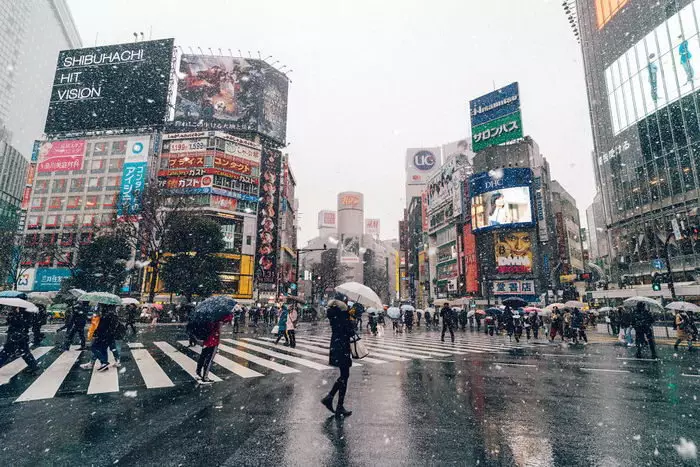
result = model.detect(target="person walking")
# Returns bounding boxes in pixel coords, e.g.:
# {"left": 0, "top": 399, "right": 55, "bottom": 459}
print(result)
{"left": 287, "top": 305, "right": 298, "bottom": 348}
{"left": 0, "top": 307, "right": 39, "bottom": 374}
{"left": 424, "top": 309, "right": 431, "bottom": 329}
{"left": 674, "top": 309, "right": 697, "bottom": 351}
{"left": 563, "top": 309, "right": 573, "bottom": 343}
{"left": 81, "top": 305, "right": 119, "bottom": 372}
{"left": 619, "top": 307, "right": 634, "bottom": 346}
{"left": 549, "top": 307, "right": 562, "bottom": 342}
{"left": 63, "top": 301, "right": 88, "bottom": 351}
{"left": 459, "top": 308, "right": 468, "bottom": 331}
{"left": 512, "top": 312, "right": 523, "bottom": 343}
{"left": 416, "top": 309, "right": 422, "bottom": 327}
{"left": 404, "top": 308, "right": 414, "bottom": 332}
{"left": 274, "top": 306, "right": 289, "bottom": 345}
{"left": 31, "top": 304, "right": 48, "bottom": 346}
{"left": 571, "top": 308, "right": 588, "bottom": 344}
{"left": 232, "top": 305, "right": 242, "bottom": 334}
{"left": 125, "top": 304, "right": 138, "bottom": 336}
{"left": 440, "top": 303, "right": 455, "bottom": 343}
{"left": 632, "top": 302, "right": 658, "bottom": 359}
{"left": 609, "top": 308, "right": 620, "bottom": 336}
{"left": 529, "top": 312, "right": 542, "bottom": 339}
{"left": 196, "top": 313, "right": 232, "bottom": 383}
{"left": 109, "top": 310, "right": 127, "bottom": 367}
{"left": 320, "top": 293, "right": 354, "bottom": 417}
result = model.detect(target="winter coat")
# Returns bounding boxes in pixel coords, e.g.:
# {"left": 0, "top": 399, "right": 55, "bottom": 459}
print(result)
{"left": 632, "top": 306, "right": 655, "bottom": 329}
{"left": 327, "top": 299, "right": 354, "bottom": 368}
{"left": 4, "top": 309, "right": 32, "bottom": 343}
{"left": 572, "top": 310, "right": 584, "bottom": 328}
{"left": 203, "top": 314, "right": 232, "bottom": 347}
{"left": 277, "top": 309, "right": 289, "bottom": 332}
{"left": 619, "top": 309, "right": 632, "bottom": 328}
{"left": 71, "top": 304, "right": 88, "bottom": 326}
{"left": 676, "top": 313, "right": 693, "bottom": 340}
{"left": 286, "top": 309, "right": 298, "bottom": 331}
{"left": 93, "top": 311, "right": 120, "bottom": 345}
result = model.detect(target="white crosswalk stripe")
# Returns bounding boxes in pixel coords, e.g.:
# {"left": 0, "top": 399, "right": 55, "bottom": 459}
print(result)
{"left": 305, "top": 336, "right": 439, "bottom": 360}
{"left": 176, "top": 342, "right": 263, "bottom": 378}
{"left": 0, "top": 346, "right": 53, "bottom": 385}
{"left": 154, "top": 341, "right": 222, "bottom": 382}
{"left": 302, "top": 336, "right": 410, "bottom": 362}
{"left": 130, "top": 347, "right": 175, "bottom": 388}
{"left": 87, "top": 351, "right": 119, "bottom": 395}
{"left": 223, "top": 339, "right": 334, "bottom": 371}
{"left": 257, "top": 337, "right": 389, "bottom": 365}
{"left": 217, "top": 342, "right": 300, "bottom": 374}
{"left": 242, "top": 338, "right": 364, "bottom": 367}
{"left": 15, "top": 347, "right": 82, "bottom": 402}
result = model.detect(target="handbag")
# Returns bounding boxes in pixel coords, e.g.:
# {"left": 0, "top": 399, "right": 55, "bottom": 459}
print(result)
{"left": 271, "top": 325, "right": 279, "bottom": 334}
{"left": 350, "top": 334, "right": 369, "bottom": 359}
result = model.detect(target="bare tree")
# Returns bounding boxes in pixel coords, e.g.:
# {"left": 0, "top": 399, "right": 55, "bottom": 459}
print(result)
{"left": 310, "top": 249, "right": 351, "bottom": 303}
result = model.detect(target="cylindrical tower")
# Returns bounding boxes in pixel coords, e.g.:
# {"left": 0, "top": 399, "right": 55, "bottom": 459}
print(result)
{"left": 337, "top": 192, "right": 364, "bottom": 283}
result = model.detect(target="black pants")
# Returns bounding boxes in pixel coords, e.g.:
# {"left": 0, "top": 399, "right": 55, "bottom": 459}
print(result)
{"left": 610, "top": 323, "right": 619, "bottom": 335}
{"left": 275, "top": 330, "right": 289, "bottom": 345}
{"left": 196, "top": 345, "right": 217, "bottom": 378}
{"left": 288, "top": 330, "right": 296, "bottom": 348}
{"left": 0, "top": 339, "right": 37, "bottom": 370}
{"left": 532, "top": 327, "right": 539, "bottom": 339}
{"left": 64, "top": 324, "right": 86, "bottom": 350}
{"left": 327, "top": 365, "right": 350, "bottom": 408}
{"left": 126, "top": 321, "right": 137, "bottom": 335}
{"left": 441, "top": 322, "right": 455, "bottom": 342}
{"left": 233, "top": 319, "right": 240, "bottom": 333}
{"left": 32, "top": 322, "right": 44, "bottom": 345}
{"left": 635, "top": 326, "right": 657, "bottom": 358}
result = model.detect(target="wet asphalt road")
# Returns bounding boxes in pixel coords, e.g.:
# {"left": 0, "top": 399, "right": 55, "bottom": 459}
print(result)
{"left": 1, "top": 322, "right": 699, "bottom": 466}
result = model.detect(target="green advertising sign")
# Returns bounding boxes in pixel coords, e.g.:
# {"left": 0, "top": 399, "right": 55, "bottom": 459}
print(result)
{"left": 471, "top": 110, "right": 523, "bottom": 152}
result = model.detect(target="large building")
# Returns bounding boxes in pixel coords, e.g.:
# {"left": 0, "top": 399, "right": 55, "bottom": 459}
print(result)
{"left": 550, "top": 180, "right": 585, "bottom": 274}
{"left": 577, "top": 0, "right": 700, "bottom": 285}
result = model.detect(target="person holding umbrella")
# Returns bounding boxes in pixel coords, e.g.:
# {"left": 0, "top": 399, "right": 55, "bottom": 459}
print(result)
{"left": 632, "top": 302, "right": 657, "bottom": 359}
{"left": 196, "top": 312, "right": 232, "bottom": 383}
{"left": 190, "top": 296, "right": 236, "bottom": 383}
{"left": 674, "top": 309, "right": 697, "bottom": 351}
{"left": 440, "top": 302, "right": 455, "bottom": 343}
{"left": 0, "top": 306, "right": 39, "bottom": 374}
{"left": 63, "top": 301, "right": 88, "bottom": 351}
{"left": 321, "top": 293, "right": 355, "bottom": 417}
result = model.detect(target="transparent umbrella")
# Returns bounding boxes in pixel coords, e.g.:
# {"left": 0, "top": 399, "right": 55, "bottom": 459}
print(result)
{"left": 0, "top": 297, "right": 39, "bottom": 312}
{"left": 665, "top": 301, "right": 700, "bottom": 313}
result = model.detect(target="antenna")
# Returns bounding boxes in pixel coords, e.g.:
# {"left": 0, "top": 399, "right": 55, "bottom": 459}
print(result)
{"left": 133, "top": 32, "right": 138, "bottom": 43}
{"left": 247, "top": 51, "right": 252, "bottom": 58}
{"left": 257, "top": 50, "right": 262, "bottom": 59}
{"left": 228, "top": 48, "right": 233, "bottom": 56}
{"left": 188, "top": 46, "right": 195, "bottom": 55}
{"left": 208, "top": 47, "right": 214, "bottom": 55}
{"left": 197, "top": 47, "right": 204, "bottom": 55}
{"left": 140, "top": 32, "right": 144, "bottom": 41}
{"left": 263, "top": 55, "right": 273, "bottom": 61}
{"left": 94, "top": 32, "right": 99, "bottom": 46}
{"left": 218, "top": 48, "right": 222, "bottom": 56}
{"left": 237, "top": 49, "right": 242, "bottom": 57}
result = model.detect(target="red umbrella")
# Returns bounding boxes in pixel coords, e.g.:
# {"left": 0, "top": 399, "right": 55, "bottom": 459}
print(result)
{"left": 475, "top": 309, "right": 487, "bottom": 315}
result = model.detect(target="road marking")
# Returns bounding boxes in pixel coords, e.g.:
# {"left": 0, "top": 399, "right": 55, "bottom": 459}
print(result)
{"left": 0, "top": 346, "right": 53, "bottom": 385}
{"left": 176, "top": 342, "right": 263, "bottom": 378}
{"left": 616, "top": 357, "right": 659, "bottom": 362}
{"left": 217, "top": 343, "right": 300, "bottom": 374}
{"left": 127, "top": 343, "right": 144, "bottom": 349}
{"left": 535, "top": 353, "right": 586, "bottom": 358}
{"left": 360, "top": 340, "right": 453, "bottom": 358}
{"left": 87, "top": 350, "right": 119, "bottom": 394}
{"left": 303, "top": 336, "right": 409, "bottom": 361}
{"left": 244, "top": 338, "right": 363, "bottom": 366}
{"left": 154, "top": 341, "right": 221, "bottom": 382}
{"left": 493, "top": 362, "right": 537, "bottom": 368}
{"left": 130, "top": 348, "right": 175, "bottom": 388}
{"left": 682, "top": 373, "right": 700, "bottom": 378}
{"left": 262, "top": 338, "right": 388, "bottom": 364}
{"left": 580, "top": 368, "right": 630, "bottom": 373}
{"left": 15, "top": 348, "right": 82, "bottom": 402}
{"left": 224, "top": 339, "right": 333, "bottom": 370}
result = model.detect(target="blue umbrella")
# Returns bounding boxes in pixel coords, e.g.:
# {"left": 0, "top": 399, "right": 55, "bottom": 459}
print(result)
{"left": 194, "top": 296, "right": 237, "bottom": 322}
{"left": 485, "top": 307, "right": 502, "bottom": 316}
{"left": 0, "top": 290, "right": 27, "bottom": 299}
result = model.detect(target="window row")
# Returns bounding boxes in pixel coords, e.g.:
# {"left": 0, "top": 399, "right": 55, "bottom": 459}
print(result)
{"left": 30, "top": 194, "right": 119, "bottom": 212}
{"left": 31, "top": 176, "right": 122, "bottom": 195}
{"left": 26, "top": 213, "right": 114, "bottom": 230}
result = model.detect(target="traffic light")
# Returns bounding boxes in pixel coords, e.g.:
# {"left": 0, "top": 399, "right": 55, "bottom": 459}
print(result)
{"left": 651, "top": 273, "right": 662, "bottom": 291}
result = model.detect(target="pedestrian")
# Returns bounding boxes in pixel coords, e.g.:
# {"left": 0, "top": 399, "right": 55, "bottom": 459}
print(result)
{"left": 416, "top": 309, "right": 422, "bottom": 327}
{"left": 440, "top": 303, "right": 455, "bottom": 343}
{"left": 63, "top": 301, "right": 88, "bottom": 350}
{"left": 549, "top": 307, "right": 562, "bottom": 341}
{"left": 125, "top": 303, "right": 138, "bottom": 336}
{"left": 274, "top": 306, "right": 289, "bottom": 345}
{"left": 184, "top": 304, "right": 198, "bottom": 347}
{"left": 619, "top": 307, "right": 634, "bottom": 346}
{"left": 150, "top": 306, "right": 159, "bottom": 326}
{"left": 377, "top": 312, "right": 386, "bottom": 336}
{"left": 563, "top": 309, "right": 573, "bottom": 342}
{"left": 674, "top": 309, "right": 697, "bottom": 351}
{"left": 287, "top": 305, "right": 298, "bottom": 348}
{"left": 571, "top": 308, "right": 588, "bottom": 344}
{"left": 320, "top": 293, "right": 354, "bottom": 417}
{"left": 512, "top": 311, "right": 523, "bottom": 343}
{"left": 632, "top": 302, "right": 658, "bottom": 359}
{"left": 196, "top": 312, "right": 233, "bottom": 383}
{"left": 251, "top": 306, "right": 260, "bottom": 328}
{"left": 609, "top": 308, "right": 620, "bottom": 336}
{"left": 529, "top": 312, "right": 542, "bottom": 339}
{"left": 424, "top": 309, "right": 431, "bottom": 328}
{"left": 476, "top": 312, "right": 482, "bottom": 331}
{"left": 524, "top": 311, "right": 532, "bottom": 340}
{"left": 81, "top": 305, "right": 119, "bottom": 372}
{"left": 31, "top": 304, "right": 48, "bottom": 346}
{"left": 433, "top": 311, "right": 440, "bottom": 328}
{"left": 0, "top": 306, "right": 39, "bottom": 374}
{"left": 232, "top": 305, "right": 242, "bottom": 333}
{"left": 459, "top": 308, "right": 468, "bottom": 331}
{"left": 502, "top": 306, "right": 515, "bottom": 339}
{"left": 109, "top": 310, "right": 127, "bottom": 368}
{"left": 404, "top": 308, "right": 414, "bottom": 332}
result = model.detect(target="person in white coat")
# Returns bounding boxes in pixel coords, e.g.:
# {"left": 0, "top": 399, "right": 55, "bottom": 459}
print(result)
{"left": 286, "top": 306, "right": 298, "bottom": 348}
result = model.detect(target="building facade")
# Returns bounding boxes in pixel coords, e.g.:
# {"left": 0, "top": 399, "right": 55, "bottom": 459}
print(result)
{"left": 577, "top": 0, "right": 700, "bottom": 285}
{"left": 550, "top": 180, "right": 585, "bottom": 274}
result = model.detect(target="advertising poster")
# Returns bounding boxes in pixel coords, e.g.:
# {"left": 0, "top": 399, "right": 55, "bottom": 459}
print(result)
{"left": 45, "top": 39, "right": 174, "bottom": 133}
{"left": 37, "top": 140, "right": 86, "bottom": 173}
{"left": 470, "top": 168, "right": 534, "bottom": 232}
{"left": 34, "top": 268, "right": 71, "bottom": 292}
{"left": 174, "top": 55, "right": 289, "bottom": 143}
{"left": 118, "top": 137, "right": 150, "bottom": 216}
{"left": 254, "top": 148, "right": 282, "bottom": 285}
{"left": 494, "top": 231, "right": 533, "bottom": 274}
{"left": 469, "top": 82, "right": 522, "bottom": 152}
{"left": 340, "top": 235, "right": 361, "bottom": 264}
{"left": 406, "top": 148, "right": 441, "bottom": 200}
{"left": 463, "top": 224, "right": 479, "bottom": 293}
{"left": 318, "top": 210, "right": 336, "bottom": 229}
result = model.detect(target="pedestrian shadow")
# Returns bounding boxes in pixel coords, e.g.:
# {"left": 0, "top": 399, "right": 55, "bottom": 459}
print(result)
{"left": 322, "top": 415, "right": 350, "bottom": 466}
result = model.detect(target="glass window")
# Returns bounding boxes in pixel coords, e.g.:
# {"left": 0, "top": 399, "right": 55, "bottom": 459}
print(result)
{"left": 657, "top": 21, "right": 672, "bottom": 56}
{"left": 99, "top": 213, "right": 113, "bottom": 226}
{"left": 83, "top": 214, "right": 95, "bottom": 226}
{"left": 679, "top": 146, "right": 696, "bottom": 191}
{"left": 34, "top": 180, "right": 49, "bottom": 194}
{"left": 66, "top": 196, "right": 82, "bottom": 210}
{"left": 70, "top": 178, "right": 85, "bottom": 192}
{"left": 108, "top": 158, "right": 123, "bottom": 172}
{"left": 93, "top": 142, "right": 109, "bottom": 156}
{"left": 91, "top": 159, "right": 106, "bottom": 173}
{"left": 660, "top": 50, "right": 679, "bottom": 102}
{"left": 87, "top": 176, "right": 103, "bottom": 191}
{"left": 680, "top": 2, "right": 699, "bottom": 38}
{"left": 52, "top": 179, "right": 67, "bottom": 193}
{"left": 111, "top": 140, "right": 127, "bottom": 155}
{"left": 31, "top": 197, "right": 45, "bottom": 211}
{"left": 668, "top": 151, "right": 683, "bottom": 195}
{"left": 27, "top": 215, "right": 42, "bottom": 229}
{"left": 621, "top": 80, "right": 636, "bottom": 123}
{"left": 85, "top": 195, "right": 101, "bottom": 209}
{"left": 611, "top": 60, "right": 621, "bottom": 91}
{"left": 103, "top": 193, "right": 118, "bottom": 208}
{"left": 605, "top": 67, "right": 614, "bottom": 95}
{"left": 60, "top": 232, "right": 74, "bottom": 247}
{"left": 45, "top": 215, "right": 61, "bottom": 228}
{"left": 48, "top": 196, "right": 64, "bottom": 211}
{"left": 64, "top": 214, "right": 78, "bottom": 227}
{"left": 106, "top": 175, "right": 121, "bottom": 189}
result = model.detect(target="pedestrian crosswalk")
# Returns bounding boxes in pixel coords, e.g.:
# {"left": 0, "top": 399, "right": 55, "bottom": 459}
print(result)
{"left": 0, "top": 331, "right": 534, "bottom": 403}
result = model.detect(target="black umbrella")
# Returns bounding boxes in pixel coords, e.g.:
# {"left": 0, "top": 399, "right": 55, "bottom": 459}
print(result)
{"left": 502, "top": 297, "right": 528, "bottom": 308}
{"left": 194, "top": 296, "right": 237, "bottom": 323}
{"left": 485, "top": 307, "right": 502, "bottom": 316}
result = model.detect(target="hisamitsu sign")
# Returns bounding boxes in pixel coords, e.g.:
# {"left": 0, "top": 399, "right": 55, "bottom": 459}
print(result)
{"left": 469, "top": 82, "right": 523, "bottom": 152}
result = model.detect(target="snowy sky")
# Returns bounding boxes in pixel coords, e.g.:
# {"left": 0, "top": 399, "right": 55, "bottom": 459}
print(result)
{"left": 66, "top": 0, "right": 594, "bottom": 244}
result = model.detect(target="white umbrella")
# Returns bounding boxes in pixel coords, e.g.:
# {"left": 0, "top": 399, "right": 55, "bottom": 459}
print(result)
{"left": 27, "top": 292, "right": 52, "bottom": 306}
{"left": 622, "top": 296, "right": 664, "bottom": 312}
{"left": 0, "top": 298, "right": 39, "bottom": 312}
{"left": 564, "top": 300, "right": 586, "bottom": 309}
{"left": 400, "top": 304, "right": 415, "bottom": 312}
{"left": 433, "top": 299, "right": 451, "bottom": 307}
{"left": 598, "top": 306, "right": 614, "bottom": 313}
{"left": 544, "top": 303, "right": 566, "bottom": 312}
{"left": 68, "top": 288, "right": 87, "bottom": 298}
{"left": 121, "top": 297, "right": 140, "bottom": 306}
{"left": 467, "top": 310, "right": 475, "bottom": 318}
{"left": 665, "top": 301, "right": 700, "bottom": 313}
{"left": 335, "top": 282, "right": 383, "bottom": 309}
{"left": 387, "top": 307, "right": 401, "bottom": 319}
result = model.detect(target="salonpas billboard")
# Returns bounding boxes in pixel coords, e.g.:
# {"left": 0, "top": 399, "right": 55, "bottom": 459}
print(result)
{"left": 469, "top": 82, "right": 523, "bottom": 152}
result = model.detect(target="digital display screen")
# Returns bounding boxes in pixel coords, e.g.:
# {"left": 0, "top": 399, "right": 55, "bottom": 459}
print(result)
{"left": 471, "top": 186, "right": 533, "bottom": 231}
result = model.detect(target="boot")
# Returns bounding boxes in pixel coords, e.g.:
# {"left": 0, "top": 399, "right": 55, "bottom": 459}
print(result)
{"left": 335, "top": 406, "right": 352, "bottom": 417}
{"left": 320, "top": 395, "right": 335, "bottom": 414}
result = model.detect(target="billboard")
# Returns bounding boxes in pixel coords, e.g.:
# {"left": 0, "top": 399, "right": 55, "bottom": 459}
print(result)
{"left": 338, "top": 192, "right": 362, "bottom": 209}
{"left": 462, "top": 224, "right": 479, "bottom": 293}
{"left": 37, "top": 140, "right": 86, "bottom": 173}
{"left": 318, "top": 210, "right": 337, "bottom": 229}
{"left": 34, "top": 268, "right": 71, "bottom": 292}
{"left": 469, "top": 82, "right": 523, "bottom": 152}
{"left": 16, "top": 268, "right": 36, "bottom": 292}
{"left": 604, "top": 1, "right": 700, "bottom": 135}
{"left": 44, "top": 39, "right": 174, "bottom": 133}
{"left": 117, "top": 137, "right": 150, "bottom": 216}
{"left": 340, "top": 234, "right": 361, "bottom": 264}
{"left": 406, "top": 148, "right": 441, "bottom": 201}
{"left": 255, "top": 148, "right": 282, "bottom": 285}
{"left": 492, "top": 279, "right": 535, "bottom": 296}
{"left": 494, "top": 230, "right": 533, "bottom": 274}
{"left": 470, "top": 168, "right": 533, "bottom": 232}
{"left": 173, "top": 55, "right": 289, "bottom": 143}
{"left": 595, "top": 0, "right": 629, "bottom": 30}
{"left": 365, "top": 218, "right": 380, "bottom": 236}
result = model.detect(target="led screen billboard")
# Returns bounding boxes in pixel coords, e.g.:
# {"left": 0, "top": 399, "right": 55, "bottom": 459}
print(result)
{"left": 605, "top": 0, "right": 700, "bottom": 135}
{"left": 470, "top": 168, "right": 533, "bottom": 232}
{"left": 173, "top": 55, "right": 289, "bottom": 143}
{"left": 44, "top": 39, "right": 174, "bottom": 133}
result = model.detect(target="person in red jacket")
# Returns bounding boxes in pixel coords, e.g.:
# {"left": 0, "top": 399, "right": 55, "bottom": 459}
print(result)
{"left": 196, "top": 313, "right": 232, "bottom": 383}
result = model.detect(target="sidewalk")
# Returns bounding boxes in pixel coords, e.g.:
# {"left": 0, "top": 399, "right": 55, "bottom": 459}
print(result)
{"left": 591, "top": 323, "right": 679, "bottom": 346}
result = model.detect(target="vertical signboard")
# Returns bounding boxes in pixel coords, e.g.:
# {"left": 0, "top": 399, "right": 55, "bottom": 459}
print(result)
{"left": 318, "top": 210, "right": 337, "bottom": 229}
{"left": 117, "top": 137, "right": 151, "bottom": 216}
{"left": 255, "top": 148, "right": 282, "bottom": 286}
{"left": 469, "top": 82, "right": 523, "bottom": 152}
{"left": 463, "top": 224, "right": 479, "bottom": 294}
{"left": 531, "top": 169, "right": 548, "bottom": 242}
{"left": 406, "top": 147, "right": 441, "bottom": 201}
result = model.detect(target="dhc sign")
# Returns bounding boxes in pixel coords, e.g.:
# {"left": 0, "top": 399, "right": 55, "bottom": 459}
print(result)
{"left": 414, "top": 150, "right": 436, "bottom": 171}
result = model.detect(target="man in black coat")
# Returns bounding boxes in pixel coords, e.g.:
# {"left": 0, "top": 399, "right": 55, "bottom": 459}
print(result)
{"left": 0, "top": 307, "right": 38, "bottom": 373}
{"left": 321, "top": 293, "right": 354, "bottom": 417}
{"left": 633, "top": 302, "right": 657, "bottom": 359}
{"left": 63, "top": 302, "right": 88, "bottom": 350}
{"left": 440, "top": 303, "right": 455, "bottom": 343}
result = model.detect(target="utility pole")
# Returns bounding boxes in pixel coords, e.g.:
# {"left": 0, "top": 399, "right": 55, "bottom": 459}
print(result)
{"left": 663, "top": 232, "right": 677, "bottom": 301}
